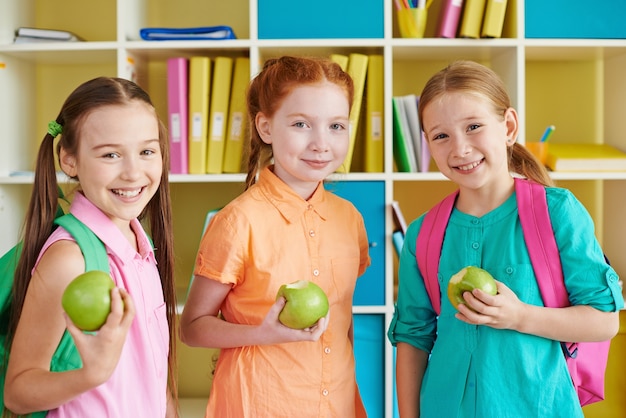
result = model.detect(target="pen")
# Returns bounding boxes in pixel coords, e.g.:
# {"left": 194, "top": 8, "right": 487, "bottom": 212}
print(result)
{"left": 540, "top": 125, "right": 555, "bottom": 143}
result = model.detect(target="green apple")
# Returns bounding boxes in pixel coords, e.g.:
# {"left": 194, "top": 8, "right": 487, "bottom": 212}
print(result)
{"left": 276, "top": 280, "right": 329, "bottom": 329}
{"left": 447, "top": 266, "right": 497, "bottom": 311}
{"left": 62, "top": 270, "right": 116, "bottom": 331}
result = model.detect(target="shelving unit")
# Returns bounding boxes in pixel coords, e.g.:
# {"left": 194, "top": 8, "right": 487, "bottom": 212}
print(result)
{"left": 1, "top": 0, "right": 625, "bottom": 417}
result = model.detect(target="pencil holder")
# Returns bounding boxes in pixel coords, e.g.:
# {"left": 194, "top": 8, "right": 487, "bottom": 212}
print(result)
{"left": 525, "top": 142, "right": 549, "bottom": 165}
{"left": 398, "top": 8, "right": 428, "bottom": 38}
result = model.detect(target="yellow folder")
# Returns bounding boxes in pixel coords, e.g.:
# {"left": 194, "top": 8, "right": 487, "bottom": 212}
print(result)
{"left": 206, "top": 57, "right": 234, "bottom": 174}
{"left": 459, "top": 0, "right": 487, "bottom": 38}
{"left": 187, "top": 57, "right": 211, "bottom": 174}
{"left": 481, "top": 0, "right": 508, "bottom": 38}
{"left": 330, "top": 53, "right": 349, "bottom": 71}
{"left": 337, "top": 53, "right": 369, "bottom": 173}
{"left": 222, "top": 57, "right": 251, "bottom": 173}
{"left": 364, "top": 55, "right": 384, "bottom": 173}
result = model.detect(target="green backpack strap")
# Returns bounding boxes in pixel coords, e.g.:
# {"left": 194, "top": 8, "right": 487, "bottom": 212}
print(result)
{"left": 53, "top": 214, "right": 109, "bottom": 273}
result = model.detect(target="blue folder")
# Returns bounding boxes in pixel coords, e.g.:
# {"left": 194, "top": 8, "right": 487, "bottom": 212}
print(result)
{"left": 139, "top": 26, "right": 236, "bottom": 41}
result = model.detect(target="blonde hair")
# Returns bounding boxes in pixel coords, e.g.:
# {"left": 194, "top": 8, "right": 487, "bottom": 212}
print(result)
{"left": 418, "top": 60, "right": 554, "bottom": 186}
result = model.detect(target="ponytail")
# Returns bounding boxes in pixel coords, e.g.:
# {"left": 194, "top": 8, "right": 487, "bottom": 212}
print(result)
{"left": 510, "top": 143, "right": 554, "bottom": 187}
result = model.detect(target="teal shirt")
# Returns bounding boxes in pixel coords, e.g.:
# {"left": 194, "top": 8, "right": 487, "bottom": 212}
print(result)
{"left": 388, "top": 186, "right": 624, "bottom": 418}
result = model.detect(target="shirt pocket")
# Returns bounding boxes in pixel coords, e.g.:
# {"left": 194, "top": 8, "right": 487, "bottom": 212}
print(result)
{"left": 149, "top": 302, "right": 170, "bottom": 379}
{"left": 493, "top": 263, "right": 540, "bottom": 305}
{"left": 329, "top": 257, "right": 360, "bottom": 306}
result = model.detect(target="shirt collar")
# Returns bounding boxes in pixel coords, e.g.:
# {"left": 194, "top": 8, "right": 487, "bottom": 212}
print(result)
{"left": 69, "top": 192, "right": 155, "bottom": 264}
{"left": 255, "top": 166, "right": 329, "bottom": 223}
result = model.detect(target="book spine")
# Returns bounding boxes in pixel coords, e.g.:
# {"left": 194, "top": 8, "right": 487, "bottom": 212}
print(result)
{"left": 364, "top": 55, "right": 384, "bottom": 173}
{"left": 337, "top": 53, "right": 369, "bottom": 173}
{"left": 481, "top": 0, "right": 508, "bottom": 38}
{"left": 166, "top": 57, "right": 189, "bottom": 174}
{"left": 187, "top": 57, "right": 211, "bottom": 174}
{"left": 392, "top": 97, "right": 413, "bottom": 173}
{"left": 458, "top": 0, "right": 487, "bottom": 38}
{"left": 206, "top": 57, "right": 234, "bottom": 174}
{"left": 329, "top": 54, "right": 349, "bottom": 72}
{"left": 436, "top": 0, "right": 465, "bottom": 38}
{"left": 222, "top": 57, "right": 251, "bottom": 173}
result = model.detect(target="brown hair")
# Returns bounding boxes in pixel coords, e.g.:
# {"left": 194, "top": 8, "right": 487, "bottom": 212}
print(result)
{"left": 6, "top": 77, "right": 177, "bottom": 412}
{"left": 244, "top": 56, "right": 355, "bottom": 189}
{"left": 418, "top": 60, "right": 554, "bottom": 186}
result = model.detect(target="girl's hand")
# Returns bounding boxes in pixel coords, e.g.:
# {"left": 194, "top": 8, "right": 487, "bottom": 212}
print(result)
{"left": 454, "top": 280, "right": 526, "bottom": 331}
{"left": 64, "top": 287, "right": 136, "bottom": 387}
{"left": 260, "top": 297, "right": 330, "bottom": 344}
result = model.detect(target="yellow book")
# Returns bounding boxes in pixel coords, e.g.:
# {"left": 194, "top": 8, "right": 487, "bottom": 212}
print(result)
{"left": 545, "top": 143, "right": 626, "bottom": 172}
{"left": 459, "top": 0, "right": 487, "bottom": 38}
{"left": 222, "top": 57, "right": 250, "bottom": 173}
{"left": 330, "top": 53, "right": 349, "bottom": 71}
{"left": 206, "top": 57, "right": 234, "bottom": 174}
{"left": 338, "top": 53, "right": 369, "bottom": 173}
{"left": 364, "top": 55, "right": 384, "bottom": 173}
{"left": 481, "top": 0, "right": 508, "bottom": 38}
{"left": 187, "top": 57, "right": 211, "bottom": 174}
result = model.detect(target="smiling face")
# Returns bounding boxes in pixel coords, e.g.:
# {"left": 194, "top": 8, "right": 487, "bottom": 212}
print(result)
{"left": 422, "top": 91, "right": 518, "bottom": 194}
{"left": 60, "top": 100, "right": 162, "bottom": 231}
{"left": 255, "top": 81, "right": 350, "bottom": 199}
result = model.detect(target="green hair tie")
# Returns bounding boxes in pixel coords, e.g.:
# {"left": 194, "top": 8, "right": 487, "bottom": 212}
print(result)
{"left": 48, "top": 120, "right": 63, "bottom": 138}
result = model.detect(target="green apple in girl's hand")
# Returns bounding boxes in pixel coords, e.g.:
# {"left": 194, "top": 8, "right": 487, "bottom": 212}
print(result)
{"left": 447, "top": 266, "right": 497, "bottom": 311}
{"left": 276, "top": 280, "right": 329, "bottom": 329}
{"left": 62, "top": 270, "right": 116, "bottom": 331}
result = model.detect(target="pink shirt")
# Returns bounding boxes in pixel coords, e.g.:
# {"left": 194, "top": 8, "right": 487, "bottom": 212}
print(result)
{"left": 38, "top": 193, "right": 169, "bottom": 418}
{"left": 194, "top": 167, "right": 371, "bottom": 417}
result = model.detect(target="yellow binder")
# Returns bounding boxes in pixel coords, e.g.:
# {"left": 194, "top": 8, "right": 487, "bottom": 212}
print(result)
{"left": 481, "top": 0, "right": 508, "bottom": 38}
{"left": 330, "top": 53, "right": 349, "bottom": 71}
{"left": 337, "top": 53, "right": 368, "bottom": 173}
{"left": 222, "top": 57, "right": 250, "bottom": 173}
{"left": 187, "top": 57, "right": 211, "bottom": 174}
{"left": 206, "top": 57, "right": 234, "bottom": 174}
{"left": 459, "top": 0, "right": 487, "bottom": 38}
{"left": 364, "top": 55, "right": 384, "bottom": 173}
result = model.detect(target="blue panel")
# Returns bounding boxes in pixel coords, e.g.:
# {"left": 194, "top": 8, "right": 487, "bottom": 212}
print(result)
{"left": 525, "top": 0, "right": 626, "bottom": 39}
{"left": 258, "top": 0, "right": 384, "bottom": 39}
{"left": 326, "top": 181, "right": 385, "bottom": 306}
{"left": 354, "top": 314, "right": 385, "bottom": 417}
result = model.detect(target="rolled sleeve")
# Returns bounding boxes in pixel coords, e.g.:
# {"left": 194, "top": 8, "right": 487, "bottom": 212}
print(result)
{"left": 548, "top": 187, "right": 624, "bottom": 312}
{"left": 387, "top": 217, "right": 437, "bottom": 352}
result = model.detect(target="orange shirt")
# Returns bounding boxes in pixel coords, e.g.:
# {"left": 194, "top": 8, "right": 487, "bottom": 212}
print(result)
{"left": 194, "top": 167, "right": 370, "bottom": 417}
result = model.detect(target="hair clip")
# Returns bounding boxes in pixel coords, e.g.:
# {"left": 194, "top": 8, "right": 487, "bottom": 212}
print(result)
{"left": 47, "top": 120, "right": 63, "bottom": 138}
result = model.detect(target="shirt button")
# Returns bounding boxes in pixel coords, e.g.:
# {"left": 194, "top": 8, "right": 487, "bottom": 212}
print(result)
{"left": 472, "top": 219, "right": 480, "bottom": 225}
{"left": 506, "top": 266, "right": 514, "bottom": 274}
{"left": 324, "top": 347, "right": 331, "bottom": 354}
{"left": 307, "top": 204, "right": 313, "bottom": 210}
{"left": 472, "top": 242, "right": 480, "bottom": 249}
{"left": 322, "top": 389, "right": 329, "bottom": 396}
{"left": 309, "top": 230, "right": 315, "bottom": 237}
{"left": 313, "top": 269, "right": 320, "bottom": 276}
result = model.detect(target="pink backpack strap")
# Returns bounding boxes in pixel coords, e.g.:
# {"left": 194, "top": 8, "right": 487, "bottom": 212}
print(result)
{"left": 514, "top": 177, "right": 569, "bottom": 308}
{"left": 416, "top": 190, "right": 458, "bottom": 315}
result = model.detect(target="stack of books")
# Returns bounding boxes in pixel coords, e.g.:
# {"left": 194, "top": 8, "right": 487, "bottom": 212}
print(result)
{"left": 435, "top": 0, "right": 509, "bottom": 39}
{"left": 392, "top": 94, "right": 430, "bottom": 173}
{"left": 14, "top": 27, "right": 84, "bottom": 43}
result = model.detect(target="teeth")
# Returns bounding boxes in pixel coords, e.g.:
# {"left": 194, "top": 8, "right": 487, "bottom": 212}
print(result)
{"left": 113, "top": 188, "right": 141, "bottom": 198}
{"left": 458, "top": 160, "right": 481, "bottom": 171}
